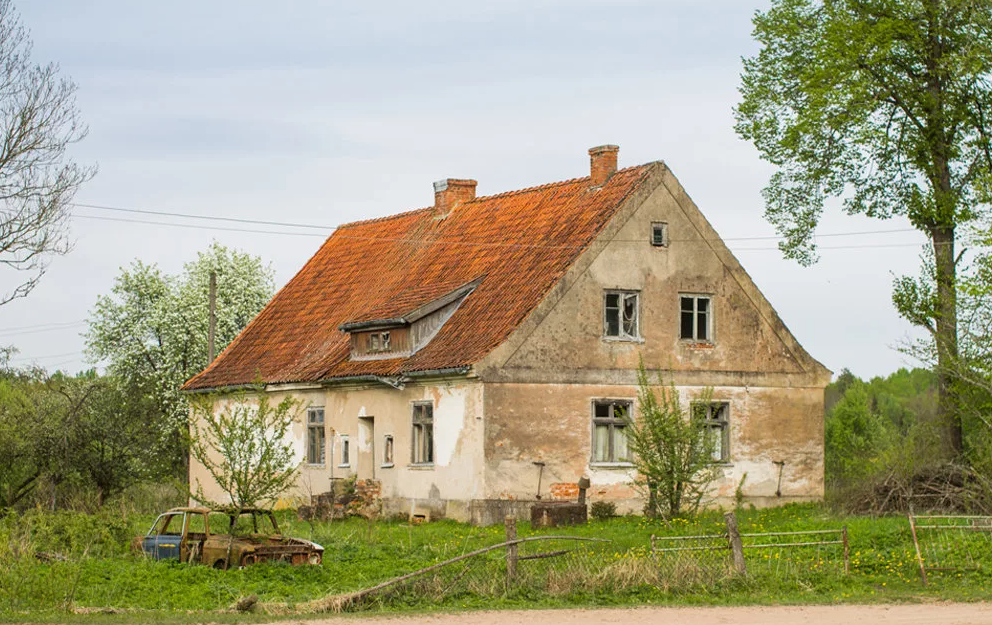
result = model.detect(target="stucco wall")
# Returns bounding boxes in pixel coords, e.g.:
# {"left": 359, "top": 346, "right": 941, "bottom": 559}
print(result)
{"left": 189, "top": 378, "right": 486, "bottom": 520}
{"left": 483, "top": 382, "right": 824, "bottom": 511}
{"left": 474, "top": 164, "right": 829, "bottom": 512}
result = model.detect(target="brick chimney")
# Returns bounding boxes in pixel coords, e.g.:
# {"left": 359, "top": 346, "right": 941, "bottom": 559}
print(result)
{"left": 433, "top": 178, "right": 477, "bottom": 216}
{"left": 588, "top": 144, "right": 619, "bottom": 186}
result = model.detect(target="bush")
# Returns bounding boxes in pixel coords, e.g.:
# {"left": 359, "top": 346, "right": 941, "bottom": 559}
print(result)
{"left": 590, "top": 501, "right": 617, "bottom": 520}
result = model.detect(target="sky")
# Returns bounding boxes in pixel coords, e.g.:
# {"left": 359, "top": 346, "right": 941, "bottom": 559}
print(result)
{"left": 0, "top": 0, "right": 929, "bottom": 379}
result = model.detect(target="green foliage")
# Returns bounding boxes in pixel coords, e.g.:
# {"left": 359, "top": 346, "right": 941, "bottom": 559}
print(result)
{"left": 0, "top": 367, "right": 159, "bottom": 511}
{"left": 825, "top": 380, "right": 892, "bottom": 484}
{"left": 4, "top": 505, "right": 992, "bottom": 617}
{"left": 85, "top": 242, "right": 275, "bottom": 478}
{"left": 188, "top": 388, "right": 302, "bottom": 509}
{"left": 590, "top": 501, "right": 617, "bottom": 520}
{"left": 624, "top": 361, "right": 720, "bottom": 518}
{"left": 736, "top": 0, "right": 992, "bottom": 453}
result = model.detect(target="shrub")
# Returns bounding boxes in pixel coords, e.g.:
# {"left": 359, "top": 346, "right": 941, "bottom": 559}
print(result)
{"left": 590, "top": 501, "right": 617, "bottom": 520}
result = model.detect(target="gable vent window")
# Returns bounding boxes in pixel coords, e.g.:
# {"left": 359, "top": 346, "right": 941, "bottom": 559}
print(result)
{"left": 680, "top": 294, "right": 712, "bottom": 342}
{"left": 604, "top": 290, "right": 639, "bottom": 340}
{"left": 651, "top": 222, "right": 668, "bottom": 247}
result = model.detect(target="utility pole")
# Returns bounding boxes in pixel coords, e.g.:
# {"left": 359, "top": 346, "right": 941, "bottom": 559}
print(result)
{"left": 208, "top": 271, "right": 217, "bottom": 362}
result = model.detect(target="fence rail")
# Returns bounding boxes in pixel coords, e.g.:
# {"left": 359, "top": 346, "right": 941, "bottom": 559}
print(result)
{"left": 909, "top": 514, "right": 992, "bottom": 585}
{"left": 650, "top": 514, "right": 850, "bottom": 583}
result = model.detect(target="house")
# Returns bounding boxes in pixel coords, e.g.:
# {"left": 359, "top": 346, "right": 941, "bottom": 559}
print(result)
{"left": 183, "top": 145, "right": 831, "bottom": 524}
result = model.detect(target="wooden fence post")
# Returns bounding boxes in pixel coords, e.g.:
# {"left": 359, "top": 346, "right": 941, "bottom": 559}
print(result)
{"left": 908, "top": 514, "right": 928, "bottom": 586}
{"left": 505, "top": 516, "right": 517, "bottom": 587}
{"left": 842, "top": 525, "right": 850, "bottom": 575}
{"left": 724, "top": 511, "right": 747, "bottom": 575}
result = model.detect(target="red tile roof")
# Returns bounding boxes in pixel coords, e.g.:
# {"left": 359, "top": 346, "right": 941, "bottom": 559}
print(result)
{"left": 184, "top": 164, "right": 654, "bottom": 390}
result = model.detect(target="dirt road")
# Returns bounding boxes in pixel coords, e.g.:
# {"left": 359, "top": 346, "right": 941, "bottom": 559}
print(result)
{"left": 306, "top": 603, "right": 992, "bottom": 625}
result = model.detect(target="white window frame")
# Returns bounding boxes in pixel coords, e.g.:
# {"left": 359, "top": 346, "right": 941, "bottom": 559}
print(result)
{"left": 591, "top": 399, "right": 633, "bottom": 465}
{"left": 603, "top": 290, "right": 640, "bottom": 341}
{"left": 338, "top": 435, "right": 350, "bottom": 468}
{"left": 679, "top": 293, "right": 713, "bottom": 342}
{"left": 382, "top": 434, "right": 394, "bottom": 468}
{"left": 306, "top": 407, "right": 325, "bottom": 466}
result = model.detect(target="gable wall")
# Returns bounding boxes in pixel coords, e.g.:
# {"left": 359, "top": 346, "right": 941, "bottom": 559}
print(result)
{"left": 476, "top": 164, "right": 828, "bottom": 509}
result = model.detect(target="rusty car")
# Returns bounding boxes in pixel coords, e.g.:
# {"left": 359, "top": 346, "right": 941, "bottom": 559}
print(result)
{"left": 137, "top": 507, "right": 323, "bottom": 568}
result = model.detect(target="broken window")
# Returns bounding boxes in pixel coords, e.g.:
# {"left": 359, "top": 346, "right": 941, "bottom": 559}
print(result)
{"left": 367, "top": 331, "right": 392, "bottom": 353}
{"left": 694, "top": 402, "right": 730, "bottom": 463}
{"left": 382, "top": 434, "right": 394, "bottom": 467}
{"left": 339, "top": 435, "right": 350, "bottom": 467}
{"left": 411, "top": 403, "right": 434, "bottom": 465}
{"left": 604, "top": 290, "right": 639, "bottom": 340}
{"left": 306, "top": 407, "right": 326, "bottom": 465}
{"left": 592, "top": 400, "right": 631, "bottom": 463}
{"left": 651, "top": 222, "right": 668, "bottom": 247}
{"left": 680, "top": 294, "right": 711, "bottom": 342}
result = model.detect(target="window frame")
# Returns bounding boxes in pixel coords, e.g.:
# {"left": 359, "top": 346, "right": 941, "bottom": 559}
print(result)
{"left": 651, "top": 221, "right": 669, "bottom": 247}
{"left": 591, "top": 399, "right": 633, "bottom": 466}
{"left": 382, "top": 434, "right": 394, "bottom": 468}
{"left": 411, "top": 402, "right": 434, "bottom": 466}
{"left": 693, "top": 401, "right": 731, "bottom": 464}
{"left": 306, "top": 407, "right": 326, "bottom": 466}
{"left": 338, "top": 435, "right": 350, "bottom": 468}
{"left": 603, "top": 289, "right": 641, "bottom": 341}
{"left": 679, "top": 293, "right": 713, "bottom": 343}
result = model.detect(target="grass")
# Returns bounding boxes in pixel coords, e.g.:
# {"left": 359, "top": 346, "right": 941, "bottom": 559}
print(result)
{"left": 2, "top": 503, "right": 991, "bottom": 623}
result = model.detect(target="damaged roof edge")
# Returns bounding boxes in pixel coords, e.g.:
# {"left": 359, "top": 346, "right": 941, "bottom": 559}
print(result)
{"left": 182, "top": 366, "right": 474, "bottom": 395}
{"left": 338, "top": 278, "right": 483, "bottom": 333}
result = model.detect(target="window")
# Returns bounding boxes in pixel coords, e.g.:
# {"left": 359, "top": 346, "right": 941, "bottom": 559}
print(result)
{"left": 306, "top": 408, "right": 325, "bottom": 465}
{"left": 411, "top": 403, "right": 434, "bottom": 465}
{"left": 367, "top": 331, "right": 392, "bottom": 353}
{"left": 694, "top": 402, "right": 730, "bottom": 463}
{"left": 339, "top": 435, "right": 350, "bottom": 467}
{"left": 382, "top": 435, "right": 394, "bottom": 467}
{"left": 604, "top": 290, "right": 639, "bottom": 340}
{"left": 651, "top": 222, "right": 668, "bottom": 247}
{"left": 680, "top": 295, "right": 711, "bottom": 342}
{"left": 592, "top": 400, "right": 631, "bottom": 464}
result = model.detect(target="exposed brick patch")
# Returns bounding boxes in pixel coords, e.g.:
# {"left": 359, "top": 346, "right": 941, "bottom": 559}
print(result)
{"left": 356, "top": 479, "right": 382, "bottom": 502}
{"left": 549, "top": 482, "right": 580, "bottom": 501}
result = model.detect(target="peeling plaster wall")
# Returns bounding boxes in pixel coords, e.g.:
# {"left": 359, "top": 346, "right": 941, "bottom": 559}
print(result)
{"left": 483, "top": 382, "right": 824, "bottom": 511}
{"left": 189, "top": 380, "right": 486, "bottom": 519}
{"left": 476, "top": 164, "right": 829, "bottom": 512}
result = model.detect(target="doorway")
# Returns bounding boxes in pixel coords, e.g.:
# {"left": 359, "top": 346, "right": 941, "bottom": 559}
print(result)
{"left": 357, "top": 416, "right": 375, "bottom": 480}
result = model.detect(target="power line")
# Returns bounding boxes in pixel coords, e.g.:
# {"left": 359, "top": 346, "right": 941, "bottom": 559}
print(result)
{"left": 74, "top": 214, "right": 329, "bottom": 237}
{"left": 71, "top": 200, "right": 922, "bottom": 245}
{"left": 0, "top": 322, "right": 87, "bottom": 338}
{"left": 10, "top": 350, "right": 83, "bottom": 362}
{"left": 72, "top": 202, "right": 335, "bottom": 230}
{"left": 0, "top": 319, "right": 85, "bottom": 332}
{"left": 74, "top": 212, "right": 925, "bottom": 251}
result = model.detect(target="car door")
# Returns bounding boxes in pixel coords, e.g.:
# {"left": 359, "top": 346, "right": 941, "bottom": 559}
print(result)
{"left": 142, "top": 512, "right": 185, "bottom": 560}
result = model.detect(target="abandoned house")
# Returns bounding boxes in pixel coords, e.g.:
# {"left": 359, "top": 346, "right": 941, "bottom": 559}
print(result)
{"left": 183, "top": 145, "right": 831, "bottom": 524}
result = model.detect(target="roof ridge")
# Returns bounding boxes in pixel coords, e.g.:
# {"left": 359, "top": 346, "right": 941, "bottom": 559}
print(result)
{"left": 335, "top": 164, "right": 651, "bottom": 231}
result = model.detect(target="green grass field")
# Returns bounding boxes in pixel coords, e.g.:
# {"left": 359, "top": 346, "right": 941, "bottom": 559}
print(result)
{"left": 1, "top": 503, "right": 991, "bottom": 623}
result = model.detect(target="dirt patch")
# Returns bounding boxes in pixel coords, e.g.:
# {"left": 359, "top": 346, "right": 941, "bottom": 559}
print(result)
{"left": 299, "top": 603, "right": 992, "bottom": 625}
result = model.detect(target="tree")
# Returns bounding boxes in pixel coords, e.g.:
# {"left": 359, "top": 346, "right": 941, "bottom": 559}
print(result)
{"left": 85, "top": 242, "right": 275, "bottom": 477}
{"left": 624, "top": 362, "right": 721, "bottom": 518}
{"left": 188, "top": 388, "right": 301, "bottom": 510}
{"left": 825, "top": 379, "right": 893, "bottom": 484}
{"left": 735, "top": 0, "right": 992, "bottom": 455}
{"left": 0, "top": 0, "right": 95, "bottom": 305}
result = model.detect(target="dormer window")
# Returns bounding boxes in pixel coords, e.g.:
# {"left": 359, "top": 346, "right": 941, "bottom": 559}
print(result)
{"left": 340, "top": 278, "right": 481, "bottom": 362}
{"left": 368, "top": 331, "right": 391, "bottom": 352}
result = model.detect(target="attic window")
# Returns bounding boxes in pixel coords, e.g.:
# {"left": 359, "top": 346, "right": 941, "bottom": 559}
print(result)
{"left": 368, "top": 331, "right": 391, "bottom": 353}
{"left": 651, "top": 222, "right": 668, "bottom": 247}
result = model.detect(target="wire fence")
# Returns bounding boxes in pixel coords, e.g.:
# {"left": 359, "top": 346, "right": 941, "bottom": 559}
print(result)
{"left": 650, "top": 522, "right": 849, "bottom": 588}
{"left": 909, "top": 515, "right": 992, "bottom": 585}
